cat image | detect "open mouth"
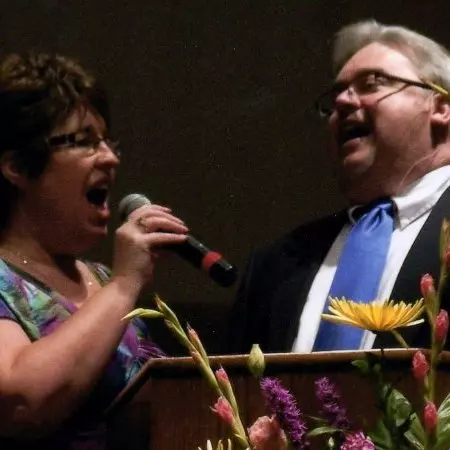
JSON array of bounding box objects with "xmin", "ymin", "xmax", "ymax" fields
[
  {"xmin": 86, "ymin": 187, "xmax": 109, "ymax": 207},
  {"xmin": 339, "ymin": 123, "xmax": 371, "ymax": 145}
]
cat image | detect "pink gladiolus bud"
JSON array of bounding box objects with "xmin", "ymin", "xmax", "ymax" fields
[
  {"xmin": 187, "ymin": 325, "xmax": 200, "ymax": 344},
  {"xmin": 424, "ymin": 401, "xmax": 438, "ymax": 433},
  {"xmin": 190, "ymin": 349, "xmax": 202, "ymax": 364},
  {"xmin": 248, "ymin": 415, "xmax": 288, "ymax": 450},
  {"xmin": 435, "ymin": 309, "xmax": 449, "ymax": 344},
  {"xmin": 215, "ymin": 367, "xmax": 230, "ymax": 385},
  {"xmin": 212, "ymin": 397, "xmax": 234, "ymax": 425},
  {"xmin": 420, "ymin": 274, "xmax": 435, "ymax": 298},
  {"xmin": 412, "ymin": 351, "xmax": 429, "ymax": 381}
]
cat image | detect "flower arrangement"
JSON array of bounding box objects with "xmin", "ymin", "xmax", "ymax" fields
[{"xmin": 123, "ymin": 220, "xmax": 450, "ymax": 450}]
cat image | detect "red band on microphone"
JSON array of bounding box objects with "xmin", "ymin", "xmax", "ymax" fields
[{"xmin": 201, "ymin": 251, "xmax": 223, "ymax": 272}]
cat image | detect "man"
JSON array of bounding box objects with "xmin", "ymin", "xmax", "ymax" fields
[{"xmin": 228, "ymin": 20, "xmax": 450, "ymax": 354}]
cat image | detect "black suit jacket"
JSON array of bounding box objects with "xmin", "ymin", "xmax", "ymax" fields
[{"xmin": 227, "ymin": 187, "xmax": 450, "ymax": 354}]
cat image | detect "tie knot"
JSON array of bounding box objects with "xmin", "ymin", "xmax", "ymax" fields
[{"xmin": 351, "ymin": 198, "xmax": 394, "ymax": 222}]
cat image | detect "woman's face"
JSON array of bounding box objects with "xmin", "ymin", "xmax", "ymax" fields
[{"xmin": 21, "ymin": 106, "xmax": 120, "ymax": 255}]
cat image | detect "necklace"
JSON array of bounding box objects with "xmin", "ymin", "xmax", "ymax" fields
[{"xmin": 0, "ymin": 247, "xmax": 94, "ymax": 287}]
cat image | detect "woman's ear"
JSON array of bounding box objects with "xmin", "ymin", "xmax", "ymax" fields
[
  {"xmin": 430, "ymin": 94, "xmax": 450, "ymax": 126},
  {"xmin": 0, "ymin": 151, "xmax": 29, "ymax": 188}
]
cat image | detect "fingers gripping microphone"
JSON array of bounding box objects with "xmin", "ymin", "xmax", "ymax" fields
[{"xmin": 118, "ymin": 194, "xmax": 238, "ymax": 287}]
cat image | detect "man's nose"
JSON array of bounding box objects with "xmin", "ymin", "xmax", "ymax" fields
[{"xmin": 334, "ymin": 85, "xmax": 362, "ymax": 115}]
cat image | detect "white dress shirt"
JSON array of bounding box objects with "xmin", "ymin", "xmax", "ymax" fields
[{"xmin": 291, "ymin": 166, "xmax": 450, "ymax": 353}]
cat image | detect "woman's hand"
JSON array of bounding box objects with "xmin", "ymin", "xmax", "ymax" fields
[
  {"xmin": 0, "ymin": 203, "xmax": 189, "ymax": 437},
  {"xmin": 112, "ymin": 204, "xmax": 188, "ymax": 292}
]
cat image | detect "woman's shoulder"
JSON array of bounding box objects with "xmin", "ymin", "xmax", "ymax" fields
[{"xmin": 0, "ymin": 258, "xmax": 50, "ymax": 338}]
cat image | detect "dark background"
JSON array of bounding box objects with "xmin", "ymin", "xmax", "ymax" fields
[{"xmin": 2, "ymin": 0, "xmax": 449, "ymax": 354}]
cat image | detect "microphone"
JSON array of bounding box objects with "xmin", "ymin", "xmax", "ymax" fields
[{"xmin": 118, "ymin": 193, "xmax": 238, "ymax": 287}]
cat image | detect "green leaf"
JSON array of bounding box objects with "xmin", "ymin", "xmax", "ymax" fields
[
  {"xmin": 386, "ymin": 388, "xmax": 412, "ymax": 427},
  {"xmin": 404, "ymin": 413, "xmax": 425, "ymax": 450},
  {"xmin": 121, "ymin": 308, "xmax": 164, "ymax": 321},
  {"xmin": 352, "ymin": 358, "xmax": 370, "ymax": 375},
  {"xmin": 373, "ymin": 362, "xmax": 382, "ymax": 375},
  {"xmin": 437, "ymin": 392, "xmax": 450, "ymax": 418},
  {"xmin": 369, "ymin": 419, "xmax": 393, "ymax": 449},
  {"xmin": 306, "ymin": 415, "xmax": 329, "ymax": 425},
  {"xmin": 307, "ymin": 425, "xmax": 339, "ymax": 437},
  {"xmin": 434, "ymin": 393, "xmax": 450, "ymax": 450},
  {"xmin": 433, "ymin": 426, "xmax": 450, "ymax": 450}
]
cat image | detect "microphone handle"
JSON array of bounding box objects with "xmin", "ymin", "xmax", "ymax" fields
[{"xmin": 164, "ymin": 235, "xmax": 237, "ymax": 287}]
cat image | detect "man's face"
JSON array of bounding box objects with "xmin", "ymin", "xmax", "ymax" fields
[{"xmin": 327, "ymin": 42, "xmax": 435, "ymax": 203}]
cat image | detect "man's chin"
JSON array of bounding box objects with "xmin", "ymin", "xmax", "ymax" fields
[
  {"xmin": 336, "ymin": 166, "xmax": 377, "ymax": 201},
  {"xmin": 338, "ymin": 159, "xmax": 370, "ymax": 180}
]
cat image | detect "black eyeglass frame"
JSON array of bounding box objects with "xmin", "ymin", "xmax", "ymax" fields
[
  {"xmin": 46, "ymin": 128, "xmax": 121, "ymax": 157},
  {"xmin": 315, "ymin": 71, "xmax": 443, "ymax": 118}
]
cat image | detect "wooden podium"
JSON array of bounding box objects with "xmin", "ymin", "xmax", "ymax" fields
[{"xmin": 106, "ymin": 350, "xmax": 450, "ymax": 450}]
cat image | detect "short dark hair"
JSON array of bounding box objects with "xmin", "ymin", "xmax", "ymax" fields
[{"xmin": 0, "ymin": 52, "xmax": 110, "ymax": 230}]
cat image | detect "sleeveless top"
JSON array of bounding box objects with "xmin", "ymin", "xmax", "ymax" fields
[{"xmin": 0, "ymin": 258, "xmax": 164, "ymax": 449}]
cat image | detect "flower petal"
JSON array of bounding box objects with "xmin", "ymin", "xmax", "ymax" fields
[{"xmin": 320, "ymin": 298, "xmax": 424, "ymax": 332}]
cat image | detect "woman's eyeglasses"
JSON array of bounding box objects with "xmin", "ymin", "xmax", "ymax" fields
[{"xmin": 47, "ymin": 128, "xmax": 121, "ymax": 157}]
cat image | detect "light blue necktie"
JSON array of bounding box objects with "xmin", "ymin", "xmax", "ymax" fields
[{"xmin": 313, "ymin": 199, "xmax": 394, "ymax": 351}]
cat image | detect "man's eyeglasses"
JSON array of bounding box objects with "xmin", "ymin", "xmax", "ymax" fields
[
  {"xmin": 315, "ymin": 70, "xmax": 449, "ymax": 118},
  {"xmin": 47, "ymin": 128, "xmax": 121, "ymax": 157}
]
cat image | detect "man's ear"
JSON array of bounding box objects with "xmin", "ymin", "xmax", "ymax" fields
[
  {"xmin": 430, "ymin": 94, "xmax": 450, "ymax": 126},
  {"xmin": 0, "ymin": 151, "xmax": 29, "ymax": 188}
]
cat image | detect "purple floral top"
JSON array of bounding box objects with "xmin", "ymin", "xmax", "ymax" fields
[{"xmin": 0, "ymin": 258, "xmax": 164, "ymax": 450}]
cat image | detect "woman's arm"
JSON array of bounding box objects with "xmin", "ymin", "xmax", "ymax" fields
[
  {"xmin": 0, "ymin": 279, "xmax": 137, "ymax": 438},
  {"xmin": 0, "ymin": 204, "xmax": 188, "ymax": 438}
]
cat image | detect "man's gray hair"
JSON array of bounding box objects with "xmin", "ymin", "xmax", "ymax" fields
[{"xmin": 333, "ymin": 20, "xmax": 450, "ymax": 92}]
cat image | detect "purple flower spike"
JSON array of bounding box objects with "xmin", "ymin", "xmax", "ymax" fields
[
  {"xmin": 315, "ymin": 377, "xmax": 350, "ymax": 430},
  {"xmin": 260, "ymin": 377, "xmax": 309, "ymax": 449}
]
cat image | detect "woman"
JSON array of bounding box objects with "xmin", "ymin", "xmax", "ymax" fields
[{"xmin": 0, "ymin": 52, "xmax": 188, "ymax": 448}]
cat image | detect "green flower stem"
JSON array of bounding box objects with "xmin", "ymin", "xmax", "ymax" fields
[
  {"xmin": 193, "ymin": 350, "xmax": 222, "ymax": 392},
  {"xmin": 164, "ymin": 320, "xmax": 193, "ymax": 350},
  {"xmin": 188, "ymin": 325, "xmax": 209, "ymax": 361},
  {"xmin": 428, "ymin": 263, "xmax": 446, "ymax": 405},
  {"xmin": 428, "ymin": 344, "xmax": 438, "ymax": 405},
  {"xmin": 156, "ymin": 298, "xmax": 250, "ymax": 449},
  {"xmin": 423, "ymin": 231, "xmax": 449, "ymax": 449},
  {"xmin": 217, "ymin": 377, "xmax": 239, "ymax": 413},
  {"xmin": 390, "ymin": 330, "xmax": 409, "ymax": 348},
  {"xmin": 436, "ymin": 266, "xmax": 447, "ymax": 314},
  {"xmin": 125, "ymin": 299, "xmax": 251, "ymax": 448},
  {"xmin": 155, "ymin": 295, "xmax": 184, "ymax": 330}
]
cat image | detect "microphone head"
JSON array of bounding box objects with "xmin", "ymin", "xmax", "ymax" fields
[{"xmin": 118, "ymin": 193, "xmax": 151, "ymax": 221}]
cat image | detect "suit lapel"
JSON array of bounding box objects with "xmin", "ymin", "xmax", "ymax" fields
[
  {"xmin": 268, "ymin": 211, "xmax": 347, "ymax": 351},
  {"xmin": 375, "ymin": 185, "xmax": 450, "ymax": 348}
]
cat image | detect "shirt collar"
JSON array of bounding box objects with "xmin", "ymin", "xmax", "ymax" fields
[{"xmin": 347, "ymin": 166, "xmax": 450, "ymax": 229}]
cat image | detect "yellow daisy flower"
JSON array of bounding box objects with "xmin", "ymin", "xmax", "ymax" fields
[{"xmin": 321, "ymin": 298, "xmax": 425, "ymax": 332}]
